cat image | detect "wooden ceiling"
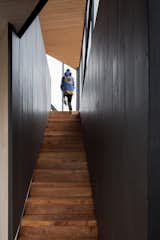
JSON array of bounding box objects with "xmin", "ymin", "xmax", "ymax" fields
[
  {"xmin": 0, "ymin": 0, "xmax": 40, "ymax": 32},
  {"xmin": 0, "ymin": 0, "xmax": 86, "ymax": 68},
  {"xmin": 39, "ymin": 0, "xmax": 86, "ymax": 69}
]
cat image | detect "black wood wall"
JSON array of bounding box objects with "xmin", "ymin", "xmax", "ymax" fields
[
  {"xmin": 9, "ymin": 17, "xmax": 51, "ymax": 239},
  {"xmin": 148, "ymin": 1, "xmax": 160, "ymax": 239},
  {"xmin": 80, "ymin": 0, "xmax": 149, "ymax": 239}
]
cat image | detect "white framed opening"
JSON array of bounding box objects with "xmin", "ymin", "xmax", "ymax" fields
[{"xmin": 47, "ymin": 55, "xmax": 77, "ymax": 111}]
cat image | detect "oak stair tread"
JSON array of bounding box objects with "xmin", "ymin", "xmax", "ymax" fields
[
  {"xmin": 36, "ymin": 159, "xmax": 87, "ymax": 170},
  {"xmin": 19, "ymin": 226, "xmax": 97, "ymax": 239},
  {"xmin": 21, "ymin": 219, "xmax": 97, "ymax": 227},
  {"xmin": 38, "ymin": 151, "xmax": 87, "ymax": 160},
  {"xmin": 31, "ymin": 182, "xmax": 90, "ymax": 187},
  {"xmin": 18, "ymin": 111, "xmax": 97, "ymax": 239},
  {"xmin": 25, "ymin": 198, "xmax": 94, "ymax": 215},
  {"xmin": 33, "ymin": 169, "xmax": 89, "ymax": 183},
  {"xmin": 30, "ymin": 184, "xmax": 92, "ymax": 198},
  {"xmin": 44, "ymin": 131, "xmax": 83, "ymax": 137}
]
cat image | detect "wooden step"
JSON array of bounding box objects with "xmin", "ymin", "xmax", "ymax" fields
[
  {"xmin": 48, "ymin": 111, "xmax": 80, "ymax": 119},
  {"xmin": 47, "ymin": 121, "xmax": 81, "ymax": 131},
  {"xmin": 47, "ymin": 121, "xmax": 81, "ymax": 127},
  {"xmin": 48, "ymin": 115, "xmax": 80, "ymax": 121},
  {"xmin": 41, "ymin": 143, "xmax": 84, "ymax": 148},
  {"xmin": 19, "ymin": 219, "xmax": 97, "ymax": 239},
  {"xmin": 49, "ymin": 118, "xmax": 80, "ymax": 122},
  {"xmin": 41, "ymin": 137, "xmax": 84, "ymax": 147},
  {"xmin": 19, "ymin": 237, "xmax": 96, "ymax": 240},
  {"xmin": 18, "ymin": 112, "xmax": 98, "ymax": 239},
  {"xmin": 21, "ymin": 219, "xmax": 97, "ymax": 228},
  {"xmin": 44, "ymin": 130, "xmax": 83, "ymax": 137},
  {"xmin": 25, "ymin": 198, "xmax": 94, "ymax": 215},
  {"xmin": 33, "ymin": 170, "xmax": 89, "ymax": 183},
  {"xmin": 43, "ymin": 135, "xmax": 83, "ymax": 144},
  {"xmin": 48, "ymin": 114, "xmax": 80, "ymax": 119},
  {"xmin": 38, "ymin": 152, "xmax": 87, "ymax": 161},
  {"xmin": 30, "ymin": 183, "xmax": 92, "ymax": 198},
  {"xmin": 31, "ymin": 182, "xmax": 90, "ymax": 188},
  {"xmin": 48, "ymin": 119, "xmax": 80, "ymax": 123},
  {"xmin": 46, "ymin": 126, "xmax": 81, "ymax": 132},
  {"xmin": 36, "ymin": 159, "xmax": 88, "ymax": 170},
  {"xmin": 48, "ymin": 111, "xmax": 80, "ymax": 116},
  {"xmin": 20, "ymin": 214, "xmax": 95, "ymax": 222},
  {"xmin": 36, "ymin": 158, "xmax": 87, "ymax": 170},
  {"xmin": 19, "ymin": 227, "xmax": 97, "ymax": 239},
  {"xmin": 40, "ymin": 144, "xmax": 85, "ymax": 152},
  {"xmin": 40, "ymin": 148, "xmax": 85, "ymax": 153}
]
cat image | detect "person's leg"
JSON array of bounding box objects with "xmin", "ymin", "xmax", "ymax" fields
[
  {"xmin": 67, "ymin": 94, "xmax": 72, "ymax": 111},
  {"xmin": 63, "ymin": 93, "xmax": 67, "ymax": 105}
]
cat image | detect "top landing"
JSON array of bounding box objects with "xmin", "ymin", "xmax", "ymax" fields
[{"xmin": 48, "ymin": 111, "xmax": 80, "ymax": 121}]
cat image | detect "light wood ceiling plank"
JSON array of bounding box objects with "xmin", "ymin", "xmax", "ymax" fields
[{"xmin": 40, "ymin": 0, "xmax": 86, "ymax": 68}]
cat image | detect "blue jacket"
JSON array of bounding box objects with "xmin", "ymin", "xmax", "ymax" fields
[{"xmin": 61, "ymin": 76, "xmax": 74, "ymax": 94}]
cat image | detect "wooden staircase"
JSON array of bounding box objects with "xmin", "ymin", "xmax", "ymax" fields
[{"xmin": 18, "ymin": 111, "xmax": 98, "ymax": 239}]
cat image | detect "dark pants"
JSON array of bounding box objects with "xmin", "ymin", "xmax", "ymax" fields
[{"xmin": 64, "ymin": 93, "xmax": 73, "ymax": 111}]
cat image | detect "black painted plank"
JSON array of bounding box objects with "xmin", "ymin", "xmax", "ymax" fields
[
  {"xmin": 9, "ymin": 18, "xmax": 51, "ymax": 239},
  {"xmin": 80, "ymin": 0, "xmax": 148, "ymax": 239},
  {"xmin": 148, "ymin": 1, "xmax": 160, "ymax": 239}
]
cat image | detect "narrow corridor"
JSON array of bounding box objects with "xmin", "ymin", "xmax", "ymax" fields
[
  {"xmin": 0, "ymin": 0, "xmax": 158, "ymax": 239},
  {"xmin": 18, "ymin": 112, "xmax": 98, "ymax": 239}
]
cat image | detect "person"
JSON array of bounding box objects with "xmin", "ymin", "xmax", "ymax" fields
[{"xmin": 61, "ymin": 69, "xmax": 75, "ymax": 111}]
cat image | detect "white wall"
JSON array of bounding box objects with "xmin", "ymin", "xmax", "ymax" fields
[
  {"xmin": 47, "ymin": 55, "xmax": 63, "ymax": 111},
  {"xmin": 93, "ymin": 0, "xmax": 100, "ymax": 27},
  {"xmin": 0, "ymin": 18, "xmax": 8, "ymax": 240}
]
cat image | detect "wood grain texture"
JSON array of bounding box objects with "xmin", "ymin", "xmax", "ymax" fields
[
  {"xmin": 148, "ymin": 1, "xmax": 160, "ymax": 239},
  {"xmin": 18, "ymin": 112, "xmax": 98, "ymax": 239},
  {"xmin": 80, "ymin": 0, "xmax": 148, "ymax": 239},
  {"xmin": 30, "ymin": 184, "xmax": 91, "ymax": 198},
  {"xmin": 39, "ymin": 0, "xmax": 86, "ymax": 68}
]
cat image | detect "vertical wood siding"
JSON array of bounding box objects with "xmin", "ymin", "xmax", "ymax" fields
[
  {"xmin": 148, "ymin": 1, "xmax": 160, "ymax": 239},
  {"xmin": 80, "ymin": 0, "xmax": 148, "ymax": 239},
  {"xmin": 10, "ymin": 17, "xmax": 51, "ymax": 239}
]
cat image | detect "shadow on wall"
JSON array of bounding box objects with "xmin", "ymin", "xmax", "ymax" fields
[
  {"xmin": 80, "ymin": 0, "xmax": 148, "ymax": 239},
  {"xmin": 9, "ymin": 17, "xmax": 51, "ymax": 239}
]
